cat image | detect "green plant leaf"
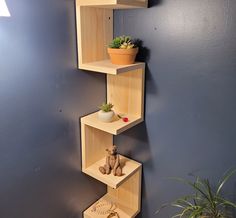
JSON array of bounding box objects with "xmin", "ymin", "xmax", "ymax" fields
[{"xmin": 216, "ymin": 169, "xmax": 236, "ymax": 196}]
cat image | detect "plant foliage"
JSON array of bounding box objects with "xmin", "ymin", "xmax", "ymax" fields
[
  {"xmin": 109, "ymin": 35, "xmax": 136, "ymax": 49},
  {"xmin": 156, "ymin": 169, "xmax": 236, "ymax": 218},
  {"xmin": 99, "ymin": 102, "xmax": 114, "ymax": 112}
]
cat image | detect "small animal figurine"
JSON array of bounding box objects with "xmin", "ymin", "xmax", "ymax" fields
[{"xmin": 99, "ymin": 145, "xmax": 122, "ymax": 176}]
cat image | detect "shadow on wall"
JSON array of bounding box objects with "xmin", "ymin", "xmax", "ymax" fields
[
  {"xmin": 148, "ymin": 0, "xmax": 163, "ymax": 7},
  {"xmin": 118, "ymin": 123, "xmax": 155, "ymax": 218}
]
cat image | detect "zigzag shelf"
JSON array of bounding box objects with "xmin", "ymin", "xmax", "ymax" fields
[
  {"xmin": 82, "ymin": 155, "xmax": 141, "ymax": 189},
  {"xmin": 76, "ymin": 0, "xmax": 148, "ymax": 217},
  {"xmin": 81, "ymin": 111, "xmax": 143, "ymax": 135},
  {"xmin": 77, "ymin": 0, "xmax": 148, "ymax": 9},
  {"xmin": 80, "ymin": 60, "xmax": 145, "ymax": 75}
]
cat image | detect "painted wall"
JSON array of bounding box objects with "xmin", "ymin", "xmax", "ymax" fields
[
  {"xmin": 0, "ymin": 0, "xmax": 236, "ymax": 218},
  {"xmin": 114, "ymin": 0, "xmax": 236, "ymax": 217},
  {"xmin": 0, "ymin": 0, "xmax": 106, "ymax": 217}
]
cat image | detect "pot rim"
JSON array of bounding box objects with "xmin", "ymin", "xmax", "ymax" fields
[
  {"xmin": 98, "ymin": 110, "xmax": 114, "ymax": 113},
  {"xmin": 107, "ymin": 47, "xmax": 139, "ymax": 55}
]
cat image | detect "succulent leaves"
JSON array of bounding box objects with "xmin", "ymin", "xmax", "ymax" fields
[
  {"xmin": 99, "ymin": 103, "xmax": 114, "ymax": 112},
  {"xmin": 109, "ymin": 35, "xmax": 136, "ymax": 49}
]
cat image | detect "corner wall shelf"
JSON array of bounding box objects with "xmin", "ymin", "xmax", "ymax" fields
[
  {"xmin": 77, "ymin": 0, "xmax": 148, "ymax": 9},
  {"xmin": 81, "ymin": 112, "xmax": 143, "ymax": 135},
  {"xmin": 80, "ymin": 60, "xmax": 145, "ymax": 75},
  {"xmin": 83, "ymin": 154, "xmax": 141, "ymax": 189},
  {"xmin": 76, "ymin": 0, "xmax": 148, "ymax": 217}
]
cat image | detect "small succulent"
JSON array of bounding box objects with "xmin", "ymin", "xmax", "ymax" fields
[
  {"xmin": 99, "ymin": 103, "xmax": 114, "ymax": 112},
  {"xmin": 109, "ymin": 35, "xmax": 136, "ymax": 49}
]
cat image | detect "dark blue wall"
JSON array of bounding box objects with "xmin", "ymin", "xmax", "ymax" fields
[
  {"xmin": 115, "ymin": 0, "xmax": 236, "ymax": 217},
  {"xmin": 0, "ymin": 0, "xmax": 106, "ymax": 217},
  {"xmin": 0, "ymin": 0, "xmax": 236, "ymax": 217}
]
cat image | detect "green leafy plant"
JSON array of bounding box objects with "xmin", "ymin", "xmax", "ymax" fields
[
  {"xmin": 99, "ymin": 103, "xmax": 114, "ymax": 112},
  {"xmin": 109, "ymin": 35, "xmax": 136, "ymax": 49},
  {"xmin": 156, "ymin": 169, "xmax": 236, "ymax": 218}
]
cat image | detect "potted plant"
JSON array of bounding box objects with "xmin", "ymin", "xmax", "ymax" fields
[
  {"xmin": 98, "ymin": 103, "xmax": 114, "ymax": 123},
  {"xmin": 156, "ymin": 169, "xmax": 236, "ymax": 218},
  {"xmin": 108, "ymin": 35, "xmax": 138, "ymax": 65}
]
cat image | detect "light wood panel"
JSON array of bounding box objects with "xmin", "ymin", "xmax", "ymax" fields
[
  {"xmin": 84, "ymin": 169, "xmax": 142, "ymax": 218},
  {"xmin": 77, "ymin": 1, "xmax": 147, "ymax": 217},
  {"xmin": 84, "ymin": 193, "xmax": 137, "ymax": 218},
  {"xmin": 107, "ymin": 68, "xmax": 145, "ymax": 118},
  {"xmin": 83, "ymin": 155, "xmax": 141, "ymax": 188},
  {"xmin": 108, "ymin": 169, "xmax": 142, "ymax": 217},
  {"xmin": 81, "ymin": 112, "xmax": 143, "ymax": 135},
  {"xmin": 76, "ymin": 4, "xmax": 113, "ymax": 66},
  {"xmin": 77, "ymin": 0, "xmax": 148, "ymax": 9},
  {"xmin": 80, "ymin": 59, "xmax": 145, "ymax": 75},
  {"xmin": 81, "ymin": 124, "xmax": 113, "ymax": 169}
]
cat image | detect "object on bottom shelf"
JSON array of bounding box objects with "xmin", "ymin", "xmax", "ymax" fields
[
  {"xmin": 107, "ymin": 211, "xmax": 120, "ymax": 218},
  {"xmin": 99, "ymin": 145, "xmax": 123, "ymax": 177},
  {"xmin": 91, "ymin": 199, "xmax": 119, "ymax": 217}
]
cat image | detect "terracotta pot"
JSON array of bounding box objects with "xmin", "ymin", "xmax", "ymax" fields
[
  {"xmin": 98, "ymin": 110, "xmax": 114, "ymax": 123},
  {"xmin": 107, "ymin": 47, "xmax": 139, "ymax": 65}
]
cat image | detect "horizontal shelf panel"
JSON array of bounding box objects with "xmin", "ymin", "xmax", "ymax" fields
[
  {"xmin": 84, "ymin": 193, "xmax": 138, "ymax": 218},
  {"xmin": 80, "ymin": 60, "xmax": 145, "ymax": 75},
  {"xmin": 78, "ymin": 0, "xmax": 148, "ymax": 9},
  {"xmin": 83, "ymin": 155, "xmax": 141, "ymax": 189},
  {"xmin": 81, "ymin": 111, "xmax": 143, "ymax": 135}
]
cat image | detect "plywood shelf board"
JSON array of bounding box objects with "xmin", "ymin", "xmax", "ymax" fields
[
  {"xmin": 79, "ymin": 60, "xmax": 145, "ymax": 75},
  {"xmin": 77, "ymin": 1, "xmax": 146, "ymax": 217},
  {"xmin": 83, "ymin": 193, "xmax": 138, "ymax": 218},
  {"xmin": 81, "ymin": 124, "xmax": 113, "ymax": 169},
  {"xmin": 81, "ymin": 112, "xmax": 143, "ymax": 135},
  {"xmin": 107, "ymin": 68, "xmax": 145, "ymax": 118},
  {"xmin": 77, "ymin": 0, "xmax": 148, "ymax": 9},
  {"xmin": 83, "ymin": 155, "xmax": 141, "ymax": 189},
  {"xmin": 76, "ymin": 5, "xmax": 113, "ymax": 66}
]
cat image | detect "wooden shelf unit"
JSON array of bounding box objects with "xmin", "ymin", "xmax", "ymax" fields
[
  {"xmin": 83, "ymin": 154, "xmax": 141, "ymax": 189},
  {"xmin": 76, "ymin": 0, "xmax": 147, "ymax": 217},
  {"xmin": 76, "ymin": 0, "xmax": 147, "ymax": 74},
  {"xmin": 77, "ymin": 0, "xmax": 148, "ymax": 9},
  {"xmin": 81, "ymin": 112, "xmax": 143, "ymax": 135},
  {"xmin": 84, "ymin": 169, "xmax": 142, "ymax": 218},
  {"xmin": 80, "ymin": 60, "xmax": 145, "ymax": 75}
]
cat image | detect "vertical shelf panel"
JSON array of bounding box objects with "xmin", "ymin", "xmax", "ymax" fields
[
  {"xmin": 107, "ymin": 67, "xmax": 145, "ymax": 118},
  {"xmin": 107, "ymin": 168, "xmax": 142, "ymax": 216},
  {"xmin": 81, "ymin": 124, "xmax": 113, "ymax": 170},
  {"xmin": 77, "ymin": 1, "xmax": 147, "ymax": 217},
  {"xmin": 76, "ymin": 3, "xmax": 113, "ymax": 66},
  {"xmin": 83, "ymin": 168, "xmax": 142, "ymax": 218}
]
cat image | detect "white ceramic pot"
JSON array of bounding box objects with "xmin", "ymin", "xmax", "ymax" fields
[{"xmin": 98, "ymin": 110, "xmax": 114, "ymax": 123}]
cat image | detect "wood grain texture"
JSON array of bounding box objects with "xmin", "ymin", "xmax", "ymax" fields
[
  {"xmin": 84, "ymin": 168, "xmax": 142, "ymax": 218},
  {"xmin": 107, "ymin": 68, "xmax": 145, "ymax": 118},
  {"xmin": 83, "ymin": 155, "xmax": 141, "ymax": 188},
  {"xmin": 80, "ymin": 59, "xmax": 145, "ymax": 75},
  {"xmin": 76, "ymin": 3, "xmax": 113, "ymax": 66},
  {"xmin": 81, "ymin": 111, "xmax": 143, "ymax": 135},
  {"xmin": 77, "ymin": 0, "xmax": 147, "ymax": 9},
  {"xmin": 77, "ymin": 2, "xmax": 146, "ymax": 217},
  {"xmin": 81, "ymin": 123, "xmax": 113, "ymax": 169}
]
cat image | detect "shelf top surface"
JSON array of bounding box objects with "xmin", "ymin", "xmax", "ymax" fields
[
  {"xmin": 81, "ymin": 111, "xmax": 143, "ymax": 135},
  {"xmin": 84, "ymin": 193, "xmax": 138, "ymax": 218},
  {"xmin": 83, "ymin": 155, "xmax": 141, "ymax": 189},
  {"xmin": 80, "ymin": 60, "xmax": 145, "ymax": 75},
  {"xmin": 77, "ymin": 0, "xmax": 148, "ymax": 9}
]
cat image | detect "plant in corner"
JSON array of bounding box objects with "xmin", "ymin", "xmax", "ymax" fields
[
  {"xmin": 98, "ymin": 102, "xmax": 114, "ymax": 123},
  {"xmin": 108, "ymin": 35, "xmax": 139, "ymax": 65},
  {"xmin": 156, "ymin": 169, "xmax": 236, "ymax": 218}
]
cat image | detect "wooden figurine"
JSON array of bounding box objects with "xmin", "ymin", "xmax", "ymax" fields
[{"xmin": 99, "ymin": 145, "xmax": 122, "ymax": 176}]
